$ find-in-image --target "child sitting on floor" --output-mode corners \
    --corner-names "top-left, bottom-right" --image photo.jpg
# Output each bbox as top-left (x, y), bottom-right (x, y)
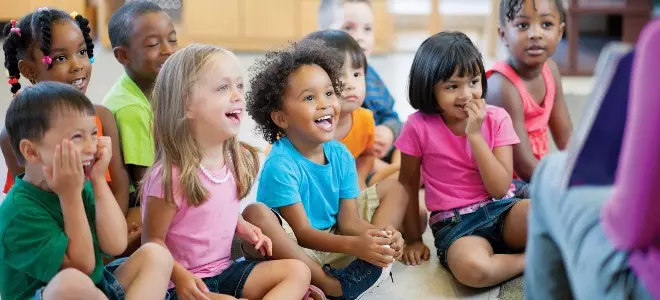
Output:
top-left (486, 0), bottom-right (573, 196)
top-left (0, 82), bottom-right (173, 300)
top-left (242, 38), bottom-right (407, 300)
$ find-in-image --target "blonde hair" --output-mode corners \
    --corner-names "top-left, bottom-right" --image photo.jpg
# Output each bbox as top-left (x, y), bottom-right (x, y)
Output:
top-left (144, 44), bottom-right (259, 207)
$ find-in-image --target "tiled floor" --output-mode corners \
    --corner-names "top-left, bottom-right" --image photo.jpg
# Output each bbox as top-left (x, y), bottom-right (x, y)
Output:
top-left (0, 39), bottom-right (593, 299)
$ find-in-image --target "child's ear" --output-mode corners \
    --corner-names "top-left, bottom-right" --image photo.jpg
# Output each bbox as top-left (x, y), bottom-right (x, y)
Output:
top-left (559, 22), bottom-right (566, 40)
top-left (17, 59), bottom-right (37, 83)
top-left (113, 46), bottom-right (130, 65)
top-left (19, 139), bottom-right (41, 164)
top-left (270, 111), bottom-right (288, 130)
top-left (498, 26), bottom-right (508, 47)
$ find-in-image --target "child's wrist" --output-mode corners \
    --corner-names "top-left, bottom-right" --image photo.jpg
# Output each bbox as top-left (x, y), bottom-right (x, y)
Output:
top-left (466, 132), bottom-right (484, 141)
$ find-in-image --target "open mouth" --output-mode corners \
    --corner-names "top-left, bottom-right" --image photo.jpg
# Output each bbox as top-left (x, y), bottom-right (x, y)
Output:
top-left (83, 159), bottom-right (93, 177)
top-left (314, 115), bottom-right (334, 131)
top-left (225, 108), bottom-right (242, 123)
top-left (71, 77), bottom-right (86, 90)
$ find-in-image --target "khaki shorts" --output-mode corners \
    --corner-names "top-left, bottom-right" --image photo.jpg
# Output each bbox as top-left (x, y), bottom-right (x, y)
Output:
top-left (277, 185), bottom-right (380, 268)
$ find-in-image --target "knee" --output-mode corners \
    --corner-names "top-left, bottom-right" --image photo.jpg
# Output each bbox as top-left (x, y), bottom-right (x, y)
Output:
top-left (451, 259), bottom-right (493, 288)
top-left (242, 203), bottom-right (277, 226)
top-left (44, 268), bottom-right (96, 299)
top-left (135, 242), bottom-right (174, 271)
top-left (283, 259), bottom-right (311, 283)
top-left (377, 178), bottom-right (408, 206)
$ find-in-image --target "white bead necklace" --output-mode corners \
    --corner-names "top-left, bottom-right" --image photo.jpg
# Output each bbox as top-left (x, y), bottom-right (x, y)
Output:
top-left (199, 165), bottom-right (230, 184)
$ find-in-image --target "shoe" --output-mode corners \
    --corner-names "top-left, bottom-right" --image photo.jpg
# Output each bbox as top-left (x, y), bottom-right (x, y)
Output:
top-left (323, 259), bottom-right (393, 300)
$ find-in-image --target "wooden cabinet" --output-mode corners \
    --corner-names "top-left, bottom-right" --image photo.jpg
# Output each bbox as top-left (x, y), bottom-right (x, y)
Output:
top-left (0, 0), bottom-right (85, 21)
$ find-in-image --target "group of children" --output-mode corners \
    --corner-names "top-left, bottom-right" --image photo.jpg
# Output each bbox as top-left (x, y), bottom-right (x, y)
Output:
top-left (0, 0), bottom-right (583, 299)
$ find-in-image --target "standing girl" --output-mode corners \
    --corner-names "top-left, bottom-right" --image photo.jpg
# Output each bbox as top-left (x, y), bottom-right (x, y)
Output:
top-left (1, 8), bottom-right (132, 225)
top-left (397, 32), bottom-right (529, 288)
top-left (486, 0), bottom-right (573, 188)
top-left (141, 44), bottom-right (313, 300)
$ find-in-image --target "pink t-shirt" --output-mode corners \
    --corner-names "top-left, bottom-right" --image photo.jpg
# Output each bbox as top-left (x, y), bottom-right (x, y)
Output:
top-left (142, 164), bottom-right (239, 286)
top-left (394, 105), bottom-right (520, 212)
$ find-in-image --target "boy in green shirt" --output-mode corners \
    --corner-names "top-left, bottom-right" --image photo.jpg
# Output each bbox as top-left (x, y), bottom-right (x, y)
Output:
top-left (0, 82), bottom-right (173, 300)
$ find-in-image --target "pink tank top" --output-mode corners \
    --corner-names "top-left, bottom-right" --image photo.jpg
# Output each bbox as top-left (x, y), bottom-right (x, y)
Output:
top-left (486, 61), bottom-right (556, 160)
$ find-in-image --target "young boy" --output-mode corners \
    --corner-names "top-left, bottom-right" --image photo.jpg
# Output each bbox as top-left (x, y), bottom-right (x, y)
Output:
top-left (0, 82), bottom-right (173, 300)
top-left (104, 1), bottom-right (178, 189)
top-left (319, 0), bottom-right (402, 173)
top-left (243, 39), bottom-right (407, 300)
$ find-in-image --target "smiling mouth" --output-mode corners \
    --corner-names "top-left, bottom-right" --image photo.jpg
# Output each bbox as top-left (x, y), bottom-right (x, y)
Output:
top-left (225, 108), bottom-right (242, 123)
top-left (71, 77), bottom-right (86, 90)
top-left (83, 159), bottom-right (93, 177)
top-left (314, 115), bottom-right (334, 131)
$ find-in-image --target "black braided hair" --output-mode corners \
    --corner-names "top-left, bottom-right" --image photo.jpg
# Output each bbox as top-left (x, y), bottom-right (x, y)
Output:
top-left (500, 0), bottom-right (566, 25)
top-left (1, 8), bottom-right (95, 94)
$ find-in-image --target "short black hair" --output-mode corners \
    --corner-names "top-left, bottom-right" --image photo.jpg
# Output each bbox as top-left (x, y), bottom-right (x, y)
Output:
top-left (408, 31), bottom-right (487, 114)
top-left (2, 8), bottom-right (95, 94)
top-left (5, 81), bottom-right (95, 163)
top-left (500, 0), bottom-right (566, 25)
top-left (303, 29), bottom-right (367, 72)
top-left (246, 39), bottom-right (343, 144)
top-left (108, 1), bottom-right (163, 48)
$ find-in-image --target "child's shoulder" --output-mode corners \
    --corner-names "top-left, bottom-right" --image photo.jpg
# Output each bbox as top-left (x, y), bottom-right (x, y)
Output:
top-left (485, 104), bottom-right (511, 119)
top-left (102, 73), bottom-right (148, 112)
top-left (351, 107), bottom-right (375, 128)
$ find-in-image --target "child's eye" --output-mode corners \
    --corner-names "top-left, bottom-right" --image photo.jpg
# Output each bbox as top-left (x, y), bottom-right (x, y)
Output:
top-left (71, 133), bottom-right (83, 140)
top-left (91, 129), bottom-right (98, 136)
top-left (217, 84), bottom-right (229, 91)
top-left (353, 72), bottom-right (361, 78)
top-left (543, 22), bottom-right (554, 28)
top-left (147, 42), bottom-right (160, 48)
top-left (305, 95), bottom-right (314, 101)
top-left (237, 83), bottom-right (244, 91)
top-left (515, 22), bottom-right (529, 29)
top-left (446, 85), bottom-right (457, 90)
top-left (169, 39), bottom-right (178, 44)
top-left (470, 79), bottom-right (480, 86)
top-left (53, 55), bottom-right (66, 63)
top-left (78, 49), bottom-right (87, 56)
top-left (364, 26), bottom-right (373, 32)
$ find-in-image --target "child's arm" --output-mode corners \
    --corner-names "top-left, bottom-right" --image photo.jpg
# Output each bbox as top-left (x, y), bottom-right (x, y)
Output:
top-left (466, 100), bottom-right (514, 198)
top-left (91, 137), bottom-right (128, 256)
top-left (0, 127), bottom-right (23, 177)
top-left (355, 150), bottom-right (376, 190)
top-left (95, 105), bottom-right (131, 216)
top-left (398, 153), bottom-right (422, 242)
top-left (487, 74), bottom-right (538, 181)
top-left (337, 197), bottom-right (377, 235)
top-left (547, 60), bottom-right (573, 150)
top-left (279, 203), bottom-right (393, 267)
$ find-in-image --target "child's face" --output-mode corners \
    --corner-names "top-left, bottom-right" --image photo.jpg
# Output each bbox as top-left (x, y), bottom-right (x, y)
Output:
top-left (433, 70), bottom-right (483, 121)
top-left (125, 11), bottom-right (178, 83)
top-left (24, 110), bottom-right (98, 177)
top-left (340, 2), bottom-right (375, 57)
top-left (500, 0), bottom-right (564, 67)
top-left (187, 53), bottom-right (245, 143)
top-left (274, 64), bottom-right (340, 144)
top-left (25, 21), bottom-right (92, 94)
top-left (339, 53), bottom-right (366, 116)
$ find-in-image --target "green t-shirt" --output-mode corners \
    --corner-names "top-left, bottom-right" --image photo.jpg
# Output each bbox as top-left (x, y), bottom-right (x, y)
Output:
top-left (0, 177), bottom-right (104, 300)
top-left (103, 73), bottom-right (155, 168)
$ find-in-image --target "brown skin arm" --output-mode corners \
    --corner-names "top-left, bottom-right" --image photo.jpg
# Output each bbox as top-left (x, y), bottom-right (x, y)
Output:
top-left (1, 127), bottom-right (23, 178)
top-left (487, 73), bottom-right (538, 181)
top-left (398, 153), bottom-right (423, 241)
top-left (95, 105), bottom-right (131, 217)
top-left (337, 197), bottom-right (377, 236)
top-left (355, 148), bottom-right (376, 190)
top-left (546, 60), bottom-right (573, 150)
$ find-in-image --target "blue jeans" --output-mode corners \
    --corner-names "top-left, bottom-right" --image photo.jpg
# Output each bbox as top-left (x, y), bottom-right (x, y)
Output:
top-left (33, 258), bottom-right (127, 300)
top-left (166, 260), bottom-right (258, 299)
top-left (525, 152), bottom-right (652, 300)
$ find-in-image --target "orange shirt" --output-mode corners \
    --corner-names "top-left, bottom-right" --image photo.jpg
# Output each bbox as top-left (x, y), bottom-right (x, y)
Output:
top-left (340, 107), bottom-right (375, 158)
top-left (3, 116), bottom-right (111, 193)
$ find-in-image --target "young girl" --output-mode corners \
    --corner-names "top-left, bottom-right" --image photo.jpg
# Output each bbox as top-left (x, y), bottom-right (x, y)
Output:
top-left (141, 44), bottom-right (314, 300)
top-left (0, 8), bottom-right (135, 234)
top-left (397, 32), bottom-right (529, 288)
top-left (486, 0), bottom-right (573, 189)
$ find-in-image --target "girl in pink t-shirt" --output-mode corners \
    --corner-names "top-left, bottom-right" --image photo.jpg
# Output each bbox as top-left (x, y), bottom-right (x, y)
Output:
top-left (485, 0), bottom-right (573, 187)
top-left (141, 45), bottom-right (317, 300)
top-left (395, 32), bottom-right (530, 288)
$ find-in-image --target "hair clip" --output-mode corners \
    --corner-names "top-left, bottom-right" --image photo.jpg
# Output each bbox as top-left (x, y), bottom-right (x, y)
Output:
top-left (89, 57), bottom-right (95, 64)
top-left (9, 20), bottom-right (20, 37)
top-left (70, 11), bottom-right (79, 18)
top-left (42, 56), bottom-right (52, 65)
top-left (8, 77), bottom-right (18, 85)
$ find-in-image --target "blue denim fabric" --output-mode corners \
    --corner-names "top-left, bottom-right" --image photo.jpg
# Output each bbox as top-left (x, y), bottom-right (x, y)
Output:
top-left (166, 260), bottom-right (258, 299)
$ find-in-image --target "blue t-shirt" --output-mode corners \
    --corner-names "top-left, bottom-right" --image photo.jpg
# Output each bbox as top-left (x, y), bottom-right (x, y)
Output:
top-left (257, 137), bottom-right (361, 230)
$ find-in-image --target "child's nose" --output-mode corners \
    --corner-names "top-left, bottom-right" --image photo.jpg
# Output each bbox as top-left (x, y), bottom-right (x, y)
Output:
top-left (528, 24), bottom-right (543, 40)
top-left (161, 43), bottom-right (176, 56)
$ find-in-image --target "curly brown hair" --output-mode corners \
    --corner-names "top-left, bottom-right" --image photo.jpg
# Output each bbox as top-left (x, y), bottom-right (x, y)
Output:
top-left (246, 39), bottom-right (344, 144)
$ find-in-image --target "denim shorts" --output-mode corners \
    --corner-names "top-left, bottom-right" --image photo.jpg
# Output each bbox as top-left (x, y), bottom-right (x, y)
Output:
top-left (166, 260), bottom-right (258, 299)
top-left (430, 197), bottom-right (522, 268)
top-left (33, 257), bottom-right (127, 300)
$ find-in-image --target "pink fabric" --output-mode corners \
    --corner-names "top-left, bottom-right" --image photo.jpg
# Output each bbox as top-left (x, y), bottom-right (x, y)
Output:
top-left (602, 20), bottom-right (660, 299)
top-left (142, 164), bottom-right (239, 287)
top-left (486, 62), bottom-right (556, 160)
top-left (394, 105), bottom-right (520, 212)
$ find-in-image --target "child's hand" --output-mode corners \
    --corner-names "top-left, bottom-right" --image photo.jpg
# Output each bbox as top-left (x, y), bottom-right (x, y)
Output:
top-left (236, 219), bottom-right (273, 257)
top-left (173, 270), bottom-right (211, 300)
top-left (464, 99), bottom-right (486, 136)
top-left (402, 241), bottom-right (430, 266)
top-left (89, 136), bottom-right (112, 182)
top-left (127, 222), bottom-right (141, 244)
top-left (43, 140), bottom-right (85, 199)
top-left (352, 229), bottom-right (395, 268)
top-left (383, 226), bottom-right (404, 261)
top-left (373, 125), bottom-right (394, 158)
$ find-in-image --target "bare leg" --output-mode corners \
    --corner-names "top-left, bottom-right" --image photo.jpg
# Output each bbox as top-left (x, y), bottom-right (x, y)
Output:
top-left (241, 259), bottom-right (311, 300)
top-left (369, 178), bottom-right (408, 229)
top-left (208, 293), bottom-right (238, 299)
top-left (42, 268), bottom-right (108, 300)
top-left (447, 236), bottom-right (525, 288)
top-left (242, 203), bottom-right (343, 297)
top-left (502, 200), bottom-right (529, 251)
top-left (113, 243), bottom-right (174, 300)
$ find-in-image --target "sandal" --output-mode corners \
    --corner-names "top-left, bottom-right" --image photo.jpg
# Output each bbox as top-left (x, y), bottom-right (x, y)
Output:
top-left (303, 285), bottom-right (326, 300)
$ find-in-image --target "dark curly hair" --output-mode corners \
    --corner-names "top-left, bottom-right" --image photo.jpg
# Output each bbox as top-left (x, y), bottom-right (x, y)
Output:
top-left (2, 8), bottom-right (95, 94)
top-left (246, 39), bottom-right (344, 144)
top-left (500, 0), bottom-right (565, 25)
